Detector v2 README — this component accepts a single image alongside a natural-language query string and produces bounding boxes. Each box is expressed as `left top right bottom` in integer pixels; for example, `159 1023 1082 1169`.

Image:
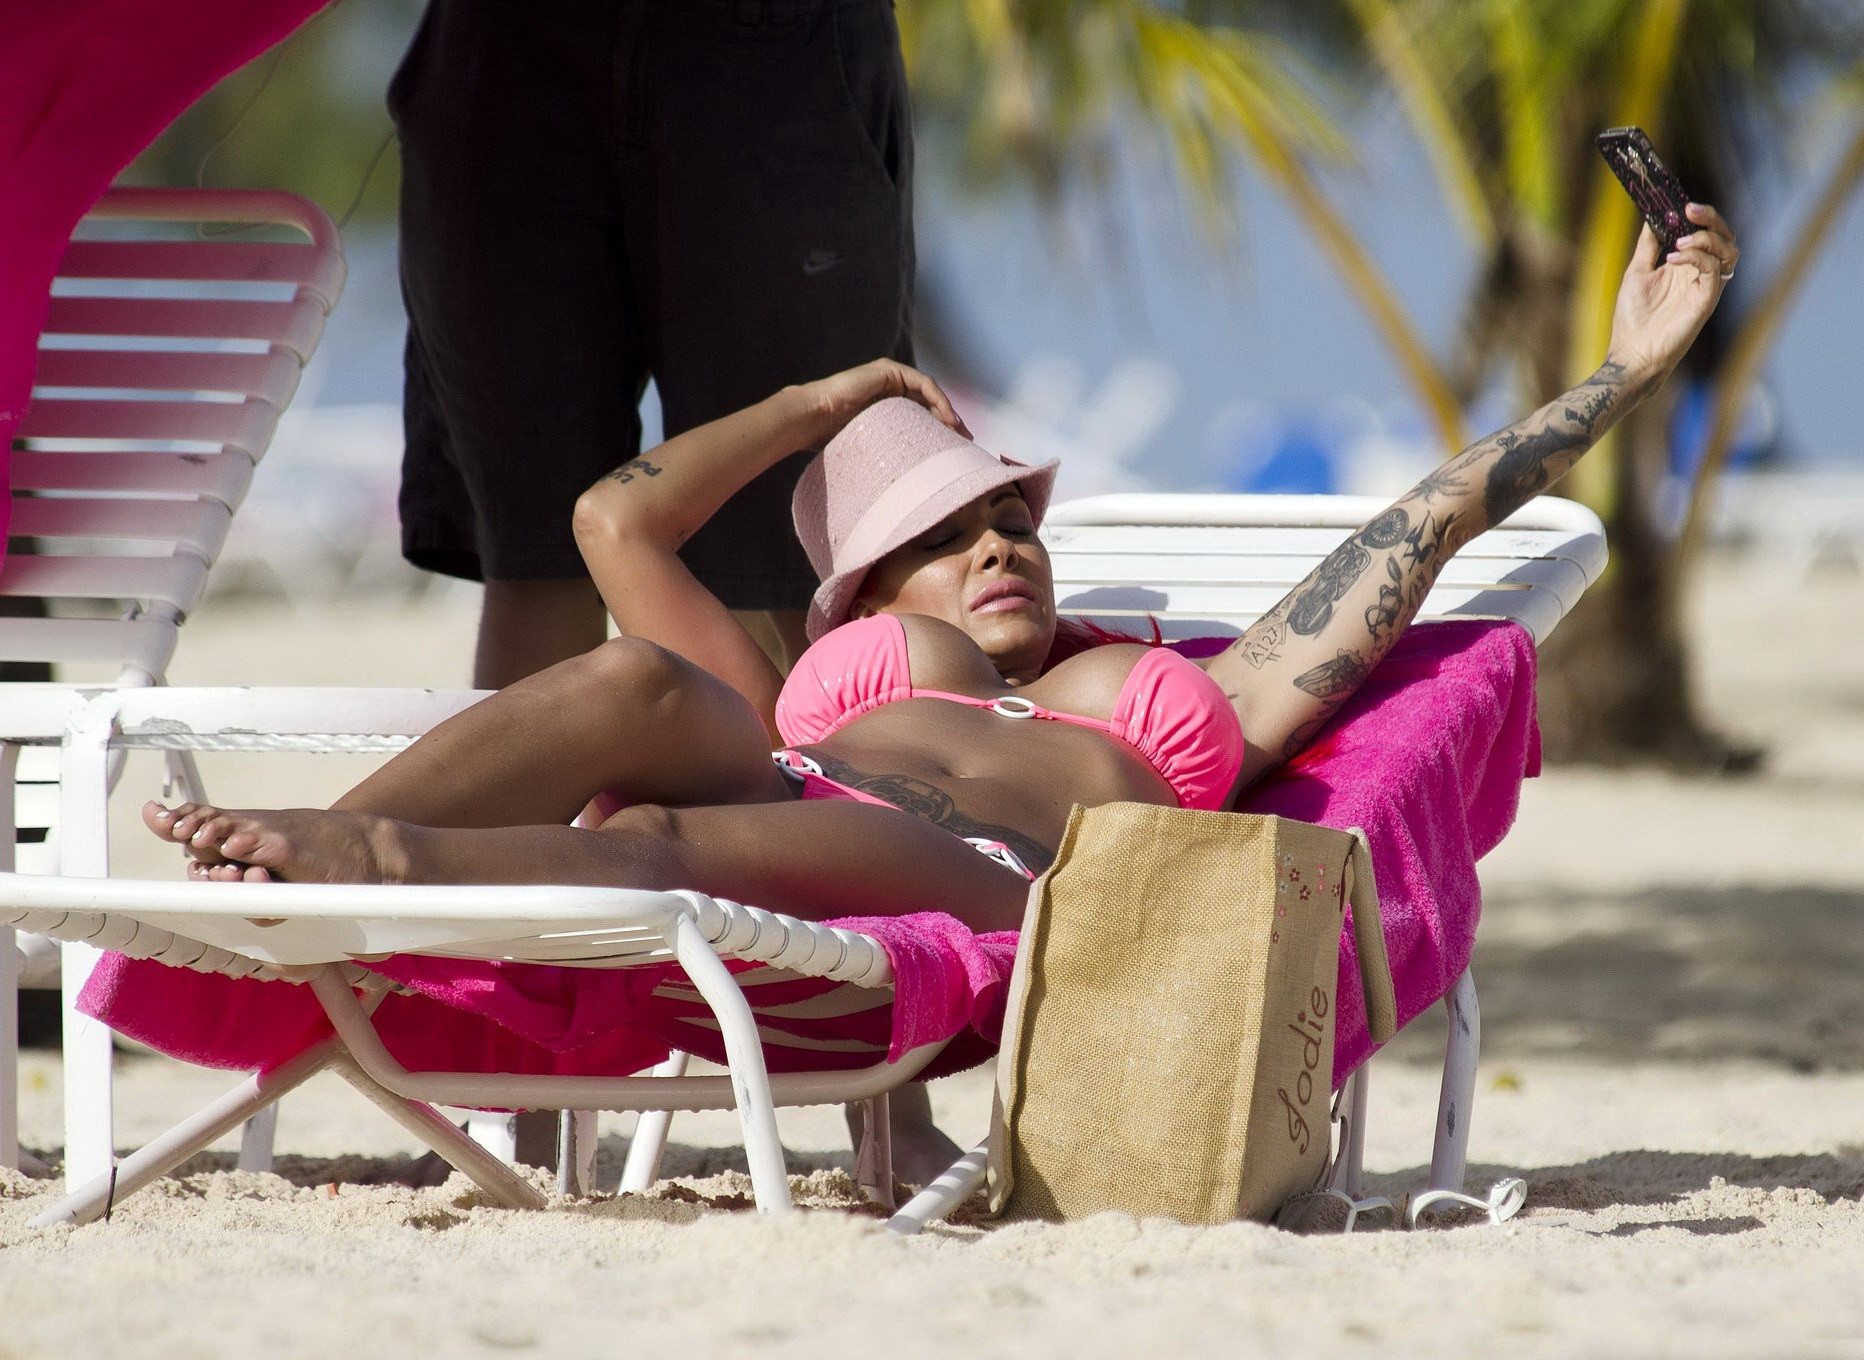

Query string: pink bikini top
775 614 1246 812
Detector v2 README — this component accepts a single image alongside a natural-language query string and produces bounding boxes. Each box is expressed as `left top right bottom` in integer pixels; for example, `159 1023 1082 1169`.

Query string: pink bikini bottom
772 750 1037 882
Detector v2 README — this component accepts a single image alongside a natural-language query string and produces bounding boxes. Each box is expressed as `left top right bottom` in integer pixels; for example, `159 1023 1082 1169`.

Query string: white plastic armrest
82 686 492 750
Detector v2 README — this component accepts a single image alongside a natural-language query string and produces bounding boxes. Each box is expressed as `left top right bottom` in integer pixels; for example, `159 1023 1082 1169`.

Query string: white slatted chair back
3 188 344 686
1 189 342 1178
2 189 344 882
1044 493 1607 645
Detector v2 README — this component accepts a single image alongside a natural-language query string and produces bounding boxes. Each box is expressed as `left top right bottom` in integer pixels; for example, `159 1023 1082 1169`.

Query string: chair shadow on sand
1402 883 1864 1070
1362 878 1864 1229
1355 1147 1864 1235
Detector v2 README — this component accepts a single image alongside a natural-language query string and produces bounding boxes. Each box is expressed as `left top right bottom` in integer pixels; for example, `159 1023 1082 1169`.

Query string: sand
3 559 1862 1359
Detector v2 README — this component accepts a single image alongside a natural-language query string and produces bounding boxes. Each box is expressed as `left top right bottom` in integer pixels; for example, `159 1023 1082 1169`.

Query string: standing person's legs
392 1 642 689
474 579 607 692
622 0 928 1163
624 0 917 667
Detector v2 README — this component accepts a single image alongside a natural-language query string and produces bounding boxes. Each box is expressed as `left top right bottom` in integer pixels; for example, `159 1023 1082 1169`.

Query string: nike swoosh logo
802 250 841 276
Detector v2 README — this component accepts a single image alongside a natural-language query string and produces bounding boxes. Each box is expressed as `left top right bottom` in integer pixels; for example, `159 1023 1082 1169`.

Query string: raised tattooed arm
1207 360 1647 789
1209 210 1738 797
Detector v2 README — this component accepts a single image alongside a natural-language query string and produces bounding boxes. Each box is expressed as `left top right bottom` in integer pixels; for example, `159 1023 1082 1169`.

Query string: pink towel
81 620 1536 1089
1224 619 1540 1080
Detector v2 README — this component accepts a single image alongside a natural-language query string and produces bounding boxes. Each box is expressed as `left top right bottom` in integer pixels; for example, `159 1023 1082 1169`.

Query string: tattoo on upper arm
1286 508 1411 636
1292 648 1370 700
1286 540 1367 635
1281 705 1342 761
1240 614 1287 669
602 457 663 485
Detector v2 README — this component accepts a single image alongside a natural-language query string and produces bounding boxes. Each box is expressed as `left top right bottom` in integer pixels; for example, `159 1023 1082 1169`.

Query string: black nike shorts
391 0 915 607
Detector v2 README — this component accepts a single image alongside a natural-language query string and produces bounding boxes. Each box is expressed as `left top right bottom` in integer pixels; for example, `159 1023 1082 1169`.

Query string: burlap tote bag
988 802 1397 1225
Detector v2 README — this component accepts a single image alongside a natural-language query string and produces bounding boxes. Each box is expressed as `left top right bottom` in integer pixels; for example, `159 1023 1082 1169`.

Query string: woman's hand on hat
796 359 972 449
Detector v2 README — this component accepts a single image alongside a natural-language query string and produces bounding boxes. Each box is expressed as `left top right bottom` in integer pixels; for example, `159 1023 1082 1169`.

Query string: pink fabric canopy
0 0 326 561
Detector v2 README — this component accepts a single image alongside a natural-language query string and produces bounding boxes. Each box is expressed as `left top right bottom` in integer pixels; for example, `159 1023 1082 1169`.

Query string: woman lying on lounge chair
145 215 1734 926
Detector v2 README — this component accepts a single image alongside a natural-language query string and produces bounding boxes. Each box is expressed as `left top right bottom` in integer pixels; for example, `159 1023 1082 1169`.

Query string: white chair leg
671 917 791 1214
58 704 116 1190
618 1050 689 1194
1406 968 1526 1227
853 1092 896 1210
327 1055 545 1212
1 924 19 1173
1 743 18 1173
1337 1063 1369 1198
236 1101 279 1173
885 1144 989 1236
32 1038 339 1228
1276 1063 1395 1233
160 746 279 1171
464 1111 519 1166
59 943 114 1188
556 1110 597 1197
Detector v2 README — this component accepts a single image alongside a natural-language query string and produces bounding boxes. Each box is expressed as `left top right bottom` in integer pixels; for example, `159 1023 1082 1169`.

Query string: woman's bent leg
187 637 778 834
336 636 786 825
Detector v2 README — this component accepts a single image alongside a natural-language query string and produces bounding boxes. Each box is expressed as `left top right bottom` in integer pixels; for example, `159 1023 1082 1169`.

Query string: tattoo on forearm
1480 359 1641 526
1406 463 1472 503
1264 359 1648 768
1358 508 1410 548
602 457 663 485
1364 558 1403 641
803 752 1055 874
1285 507 1412 636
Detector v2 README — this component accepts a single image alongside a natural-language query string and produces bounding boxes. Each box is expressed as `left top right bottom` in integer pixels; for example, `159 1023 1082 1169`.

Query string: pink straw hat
792 397 1060 642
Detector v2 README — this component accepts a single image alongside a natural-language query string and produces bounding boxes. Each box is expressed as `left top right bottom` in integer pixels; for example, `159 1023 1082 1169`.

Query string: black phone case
1596 127 1692 256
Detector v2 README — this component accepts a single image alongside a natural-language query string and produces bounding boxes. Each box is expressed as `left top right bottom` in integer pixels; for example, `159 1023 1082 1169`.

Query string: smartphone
1596 127 1693 256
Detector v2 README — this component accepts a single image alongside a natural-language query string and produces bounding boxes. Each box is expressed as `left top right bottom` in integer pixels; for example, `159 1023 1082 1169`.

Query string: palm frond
1341 0 1496 247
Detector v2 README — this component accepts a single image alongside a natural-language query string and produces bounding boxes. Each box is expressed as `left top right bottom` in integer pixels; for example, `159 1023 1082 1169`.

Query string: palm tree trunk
1534 394 1753 768
1674 115 1864 575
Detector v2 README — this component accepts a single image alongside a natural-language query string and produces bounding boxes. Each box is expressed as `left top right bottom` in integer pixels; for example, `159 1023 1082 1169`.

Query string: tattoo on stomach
805 751 1056 874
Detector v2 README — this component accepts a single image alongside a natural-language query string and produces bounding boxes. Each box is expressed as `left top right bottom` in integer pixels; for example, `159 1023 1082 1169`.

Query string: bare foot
142 800 407 884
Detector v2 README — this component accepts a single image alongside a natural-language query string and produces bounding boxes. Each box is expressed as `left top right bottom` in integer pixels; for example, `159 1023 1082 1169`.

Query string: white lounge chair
0 187 345 1183
0 492 1603 1231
